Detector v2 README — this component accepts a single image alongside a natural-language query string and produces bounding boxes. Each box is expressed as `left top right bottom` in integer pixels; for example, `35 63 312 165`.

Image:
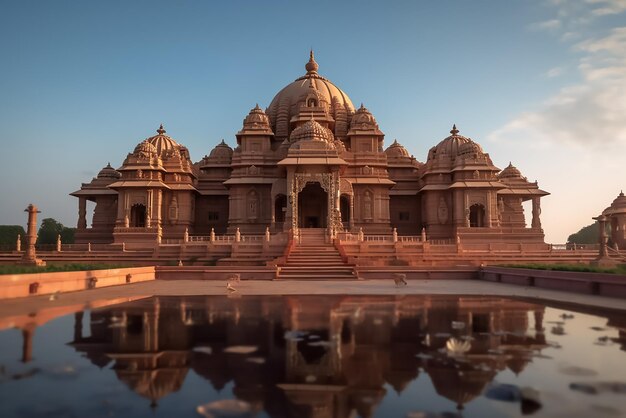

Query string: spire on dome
450 124 459 135
157 124 166 135
305 49 319 74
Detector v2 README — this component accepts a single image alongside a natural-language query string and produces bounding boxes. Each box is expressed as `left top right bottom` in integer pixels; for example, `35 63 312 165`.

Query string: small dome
209 139 233 160
350 104 379 129
133 140 158 158
242 104 271 129
385 139 410 158
289 119 334 143
458 140 484 157
145 124 181 157
428 125 474 161
97 163 121 179
498 162 522 179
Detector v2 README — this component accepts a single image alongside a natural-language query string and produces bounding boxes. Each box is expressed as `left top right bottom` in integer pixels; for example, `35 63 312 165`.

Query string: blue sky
1 0 624 242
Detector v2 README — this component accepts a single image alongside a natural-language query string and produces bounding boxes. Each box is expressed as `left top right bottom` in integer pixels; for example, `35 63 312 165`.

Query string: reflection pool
0 295 624 418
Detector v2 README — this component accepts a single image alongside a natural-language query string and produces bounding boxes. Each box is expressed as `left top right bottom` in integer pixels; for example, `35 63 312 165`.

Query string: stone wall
0 266 155 299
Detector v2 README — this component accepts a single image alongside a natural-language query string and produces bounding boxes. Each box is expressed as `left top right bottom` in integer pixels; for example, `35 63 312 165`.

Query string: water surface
0 295 624 418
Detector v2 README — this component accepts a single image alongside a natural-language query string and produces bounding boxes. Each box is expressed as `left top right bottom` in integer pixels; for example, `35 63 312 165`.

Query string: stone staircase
277 228 358 280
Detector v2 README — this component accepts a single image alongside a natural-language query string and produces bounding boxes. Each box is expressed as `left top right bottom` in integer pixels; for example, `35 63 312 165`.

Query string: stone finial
56 234 62 252
305 49 319 74
265 227 271 242
235 228 241 242
16 234 21 252
184 227 189 242
450 124 459 135
157 124 166 135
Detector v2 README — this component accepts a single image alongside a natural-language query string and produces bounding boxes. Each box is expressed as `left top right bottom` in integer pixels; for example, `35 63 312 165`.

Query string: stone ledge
0 266 156 299
479 266 626 298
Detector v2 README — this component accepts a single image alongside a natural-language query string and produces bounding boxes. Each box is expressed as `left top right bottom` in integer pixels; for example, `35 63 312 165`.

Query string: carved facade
72 52 548 245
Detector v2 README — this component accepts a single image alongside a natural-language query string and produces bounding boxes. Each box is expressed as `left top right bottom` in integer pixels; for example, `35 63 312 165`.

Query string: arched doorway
274 194 286 224
130 204 146 227
298 182 327 228
469 204 485 227
340 195 350 226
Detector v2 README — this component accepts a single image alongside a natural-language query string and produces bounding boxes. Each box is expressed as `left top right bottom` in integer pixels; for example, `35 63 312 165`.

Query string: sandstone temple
71 52 549 257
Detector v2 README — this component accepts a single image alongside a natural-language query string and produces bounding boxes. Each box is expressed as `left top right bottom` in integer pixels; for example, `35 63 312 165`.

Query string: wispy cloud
490 3 626 149
587 0 626 16
545 66 566 77
530 19 562 31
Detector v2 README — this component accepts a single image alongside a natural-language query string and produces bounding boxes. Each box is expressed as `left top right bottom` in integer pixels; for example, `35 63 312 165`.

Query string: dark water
0 295 625 418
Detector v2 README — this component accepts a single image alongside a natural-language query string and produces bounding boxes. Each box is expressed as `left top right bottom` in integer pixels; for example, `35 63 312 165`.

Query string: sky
0 0 624 243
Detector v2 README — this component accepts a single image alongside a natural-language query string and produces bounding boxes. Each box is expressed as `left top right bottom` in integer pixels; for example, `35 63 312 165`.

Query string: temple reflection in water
63 295 556 417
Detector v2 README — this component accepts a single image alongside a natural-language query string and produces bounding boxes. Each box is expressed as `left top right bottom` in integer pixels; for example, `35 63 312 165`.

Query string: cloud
488 27 626 149
530 19 562 31
545 66 565 77
586 0 626 16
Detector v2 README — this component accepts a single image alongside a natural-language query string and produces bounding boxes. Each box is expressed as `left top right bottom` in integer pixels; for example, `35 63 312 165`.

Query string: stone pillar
349 195 354 230
531 198 542 229
592 214 617 267
598 215 608 258
78 197 87 229
21 204 45 266
156 189 162 226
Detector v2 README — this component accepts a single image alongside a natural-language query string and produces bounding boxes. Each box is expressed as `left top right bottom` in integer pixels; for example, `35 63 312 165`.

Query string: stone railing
339 233 426 243
549 243 599 251
114 227 156 233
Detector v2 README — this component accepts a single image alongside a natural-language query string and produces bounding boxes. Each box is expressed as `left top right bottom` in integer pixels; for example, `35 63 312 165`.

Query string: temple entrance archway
469 204 485 227
298 182 327 228
130 204 146 227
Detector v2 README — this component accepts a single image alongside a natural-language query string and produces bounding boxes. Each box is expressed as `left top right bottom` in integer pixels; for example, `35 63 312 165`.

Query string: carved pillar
597 215 608 258
531 197 542 229
23 204 43 265
78 197 87 229
486 191 492 228
349 194 354 230
156 189 162 226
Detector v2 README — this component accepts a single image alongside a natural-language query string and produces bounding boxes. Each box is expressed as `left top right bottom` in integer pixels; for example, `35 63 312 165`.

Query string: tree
567 222 599 244
0 225 26 248
37 218 76 244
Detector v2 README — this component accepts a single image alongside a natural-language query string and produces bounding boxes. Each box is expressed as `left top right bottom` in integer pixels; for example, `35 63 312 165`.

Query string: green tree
567 222 599 244
0 225 26 248
37 218 76 244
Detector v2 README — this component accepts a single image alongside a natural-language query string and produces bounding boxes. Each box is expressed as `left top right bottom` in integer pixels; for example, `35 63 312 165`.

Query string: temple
72 52 548 250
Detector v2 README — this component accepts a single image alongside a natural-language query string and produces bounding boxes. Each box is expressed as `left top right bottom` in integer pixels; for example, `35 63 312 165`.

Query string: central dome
266 51 355 138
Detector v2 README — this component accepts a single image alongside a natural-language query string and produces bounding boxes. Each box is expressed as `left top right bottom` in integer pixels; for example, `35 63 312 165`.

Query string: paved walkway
1 279 625 319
